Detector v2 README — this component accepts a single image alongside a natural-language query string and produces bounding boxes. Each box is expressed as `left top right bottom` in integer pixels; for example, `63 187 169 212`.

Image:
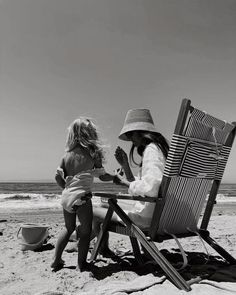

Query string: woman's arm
122 162 135 182
128 144 165 197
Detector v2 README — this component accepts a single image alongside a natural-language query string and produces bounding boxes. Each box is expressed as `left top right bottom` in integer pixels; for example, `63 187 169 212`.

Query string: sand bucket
17 223 49 251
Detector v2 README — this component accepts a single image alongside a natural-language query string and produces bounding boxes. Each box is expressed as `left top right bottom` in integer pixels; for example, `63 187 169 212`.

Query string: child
51 117 114 271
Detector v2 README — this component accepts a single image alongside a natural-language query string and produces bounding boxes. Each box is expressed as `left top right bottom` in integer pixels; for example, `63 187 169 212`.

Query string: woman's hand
113 168 130 187
115 146 129 167
115 146 135 182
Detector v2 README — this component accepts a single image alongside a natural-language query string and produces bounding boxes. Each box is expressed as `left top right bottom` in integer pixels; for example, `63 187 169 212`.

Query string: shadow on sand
90 248 236 283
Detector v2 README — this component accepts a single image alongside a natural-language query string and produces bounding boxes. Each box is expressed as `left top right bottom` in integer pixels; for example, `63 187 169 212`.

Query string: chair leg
199 229 236 265
130 237 144 264
90 206 114 261
109 199 192 292
134 225 191 291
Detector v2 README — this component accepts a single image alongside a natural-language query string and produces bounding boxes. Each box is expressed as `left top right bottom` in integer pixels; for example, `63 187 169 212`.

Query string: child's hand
55 167 66 189
56 167 65 179
115 146 128 167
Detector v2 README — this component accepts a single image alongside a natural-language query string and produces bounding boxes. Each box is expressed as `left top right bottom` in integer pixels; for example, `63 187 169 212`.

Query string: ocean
0 182 128 213
0 182 236 213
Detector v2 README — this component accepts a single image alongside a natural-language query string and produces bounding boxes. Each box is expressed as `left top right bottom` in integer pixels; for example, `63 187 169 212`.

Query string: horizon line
0 179 235 185
0 179 104 183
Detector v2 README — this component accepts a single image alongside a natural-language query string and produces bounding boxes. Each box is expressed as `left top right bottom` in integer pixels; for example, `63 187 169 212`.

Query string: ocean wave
3 194 32 200
0 193 60 201
0 193 61 212
0 192 235 212
0 193 101 211
216 194 236 203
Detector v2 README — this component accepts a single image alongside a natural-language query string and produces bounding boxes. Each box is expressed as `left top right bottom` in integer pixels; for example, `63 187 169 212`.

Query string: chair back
149 99 236 240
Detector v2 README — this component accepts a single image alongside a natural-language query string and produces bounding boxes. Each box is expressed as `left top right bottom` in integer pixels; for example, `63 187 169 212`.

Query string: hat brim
119 122 158 141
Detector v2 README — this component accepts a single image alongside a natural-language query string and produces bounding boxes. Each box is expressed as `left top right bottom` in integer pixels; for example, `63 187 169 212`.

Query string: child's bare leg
51 209 76 269
76 200 93 271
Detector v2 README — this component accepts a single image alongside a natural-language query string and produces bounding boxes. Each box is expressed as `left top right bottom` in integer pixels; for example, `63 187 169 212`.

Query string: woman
92 108 169 255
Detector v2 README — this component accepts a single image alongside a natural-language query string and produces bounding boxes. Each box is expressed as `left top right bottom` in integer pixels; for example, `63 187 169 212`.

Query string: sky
0 0 236 183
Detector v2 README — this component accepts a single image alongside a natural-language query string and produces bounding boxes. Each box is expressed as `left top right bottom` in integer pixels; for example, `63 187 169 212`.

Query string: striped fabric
179 140 222 179
109 180 211 236
164 125 233 180
184 108 234 144
158 107 234 236
109 223 136 237
215 145 231 180
202 113 226 129
157 177 212 235
164 134 187 177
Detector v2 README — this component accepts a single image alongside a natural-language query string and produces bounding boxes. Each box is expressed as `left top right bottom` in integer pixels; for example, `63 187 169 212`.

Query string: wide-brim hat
119 108 158 141
17 223 49 251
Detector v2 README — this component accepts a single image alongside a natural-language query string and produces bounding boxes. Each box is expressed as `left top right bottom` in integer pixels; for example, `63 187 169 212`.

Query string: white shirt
127 143 166 228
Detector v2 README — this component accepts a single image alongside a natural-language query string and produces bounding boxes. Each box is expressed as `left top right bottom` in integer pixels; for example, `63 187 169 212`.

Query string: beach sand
0 203 236 295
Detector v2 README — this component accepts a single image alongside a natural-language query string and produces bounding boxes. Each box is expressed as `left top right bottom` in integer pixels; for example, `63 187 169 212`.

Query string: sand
0 203 236 295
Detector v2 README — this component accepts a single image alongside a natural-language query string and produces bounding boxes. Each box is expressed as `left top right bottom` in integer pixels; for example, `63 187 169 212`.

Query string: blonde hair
65 117 104 161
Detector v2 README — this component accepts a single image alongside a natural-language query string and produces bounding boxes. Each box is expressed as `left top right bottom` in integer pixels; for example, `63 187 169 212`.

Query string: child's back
62 146 95 178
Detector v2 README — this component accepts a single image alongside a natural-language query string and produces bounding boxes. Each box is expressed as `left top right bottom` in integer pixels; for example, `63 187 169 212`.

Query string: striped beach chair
91 98 236 291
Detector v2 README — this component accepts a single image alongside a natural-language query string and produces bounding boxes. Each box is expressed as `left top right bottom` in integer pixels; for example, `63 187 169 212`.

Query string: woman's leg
76 200 93 271
92 205 119 255
92 206 107 237
51 209 76 268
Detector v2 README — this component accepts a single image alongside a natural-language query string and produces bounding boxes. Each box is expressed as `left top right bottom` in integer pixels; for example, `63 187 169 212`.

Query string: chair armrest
93 191 157 203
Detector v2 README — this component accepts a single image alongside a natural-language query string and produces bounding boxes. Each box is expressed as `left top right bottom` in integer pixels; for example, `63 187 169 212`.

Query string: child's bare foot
76 262 93 276
51 258 65 272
